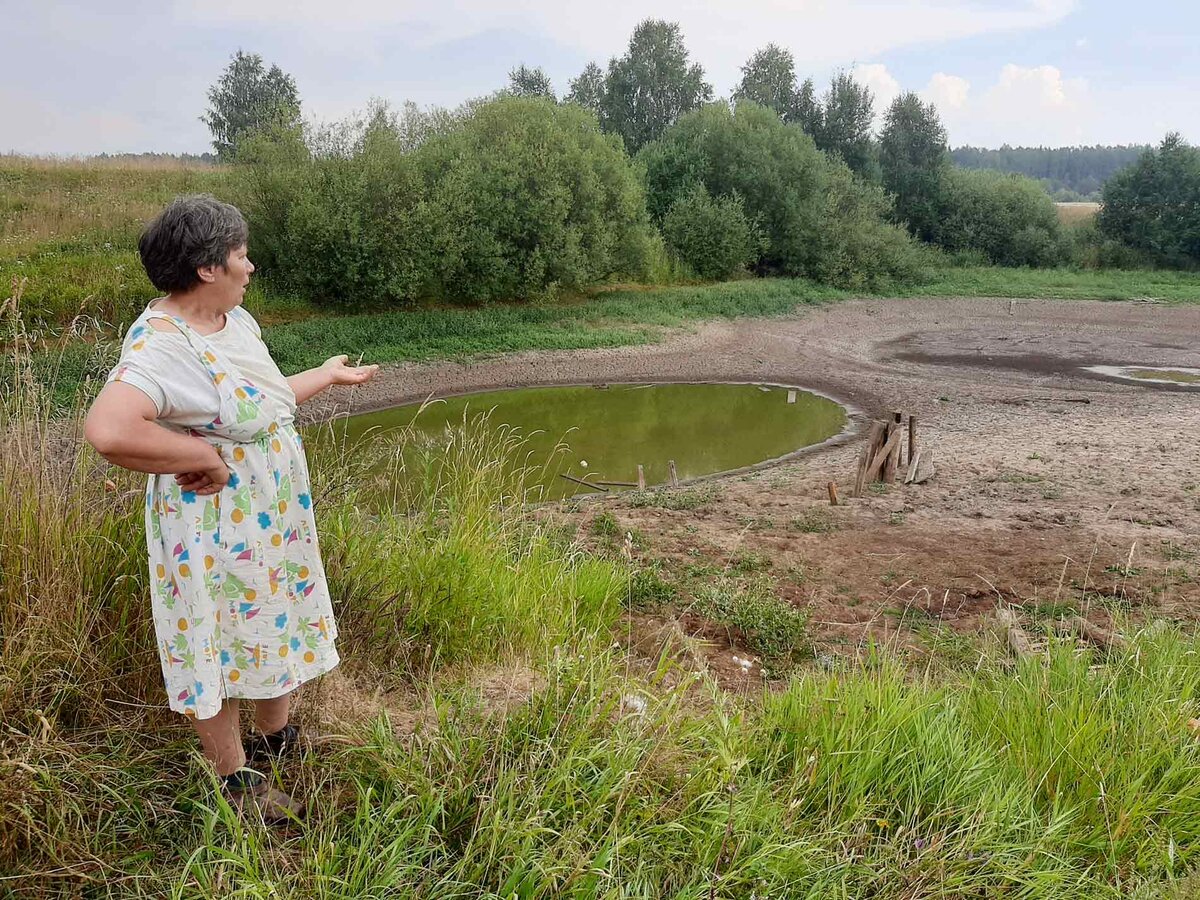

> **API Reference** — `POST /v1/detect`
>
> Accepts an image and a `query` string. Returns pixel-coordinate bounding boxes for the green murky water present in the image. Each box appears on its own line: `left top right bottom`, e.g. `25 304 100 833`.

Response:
1127 369 1200 384
1082 365 1200 386
319 382 845 499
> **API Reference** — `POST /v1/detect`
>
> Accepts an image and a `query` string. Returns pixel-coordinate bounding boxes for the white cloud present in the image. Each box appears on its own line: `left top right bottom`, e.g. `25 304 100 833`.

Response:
849 63 901 124
916 64 1091 146
805 61 1093 147
12 0 1191 154
176 0 1079 94
979 64 1090 144
922 73 970 111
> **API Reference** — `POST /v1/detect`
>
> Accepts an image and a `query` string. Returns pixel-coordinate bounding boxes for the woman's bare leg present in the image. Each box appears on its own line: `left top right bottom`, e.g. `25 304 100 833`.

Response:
191 699 245 777
253 694 290 735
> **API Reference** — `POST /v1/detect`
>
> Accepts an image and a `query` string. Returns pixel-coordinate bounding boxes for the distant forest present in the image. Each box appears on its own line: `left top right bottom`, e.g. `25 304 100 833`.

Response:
950 145 1149 201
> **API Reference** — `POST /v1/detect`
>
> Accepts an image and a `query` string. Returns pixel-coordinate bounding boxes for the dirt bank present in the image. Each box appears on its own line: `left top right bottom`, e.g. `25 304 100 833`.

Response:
303 297 1200 668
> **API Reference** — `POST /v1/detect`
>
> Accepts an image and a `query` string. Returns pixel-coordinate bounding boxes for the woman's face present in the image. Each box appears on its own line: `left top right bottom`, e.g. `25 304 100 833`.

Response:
215 244 255 308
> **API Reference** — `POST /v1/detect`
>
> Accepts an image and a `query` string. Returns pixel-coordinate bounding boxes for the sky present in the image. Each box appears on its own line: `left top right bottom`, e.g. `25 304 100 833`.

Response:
1 0 1194 156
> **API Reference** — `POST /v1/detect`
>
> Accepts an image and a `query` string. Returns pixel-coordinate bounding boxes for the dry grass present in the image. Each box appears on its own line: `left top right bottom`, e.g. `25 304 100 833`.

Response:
1056 201 1102 225
0 156 231 257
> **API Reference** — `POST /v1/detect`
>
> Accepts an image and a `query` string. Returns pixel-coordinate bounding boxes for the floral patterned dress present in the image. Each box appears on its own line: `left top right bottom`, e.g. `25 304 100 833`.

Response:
109 307 339 720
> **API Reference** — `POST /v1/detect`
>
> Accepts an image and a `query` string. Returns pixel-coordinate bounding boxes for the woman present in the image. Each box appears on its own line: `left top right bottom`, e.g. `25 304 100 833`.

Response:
85 195 378 823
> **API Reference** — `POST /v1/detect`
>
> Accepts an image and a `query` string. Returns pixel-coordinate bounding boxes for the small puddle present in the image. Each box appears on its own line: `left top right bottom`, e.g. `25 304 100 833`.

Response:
316 382 847 498
1082 365 1200 387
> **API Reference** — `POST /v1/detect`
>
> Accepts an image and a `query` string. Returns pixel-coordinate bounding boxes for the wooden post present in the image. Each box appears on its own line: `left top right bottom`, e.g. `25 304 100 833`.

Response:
904 451 922 485
787 390 797 404
908 415 917 471
882 412 903 484
852 444 871 498
854 421 886 497
827 482 839 506
668 459 678 487
636 465 646 490
865 427 904 483
870 419 887 461
892 410 904 469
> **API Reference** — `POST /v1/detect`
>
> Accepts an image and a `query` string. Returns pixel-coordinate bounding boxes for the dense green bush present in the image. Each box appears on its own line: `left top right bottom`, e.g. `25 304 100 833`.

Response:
661 185 763 279
242 97 654 307
1065 221 1156 269
931 168 1064 267
413 97 653 302
1099 134 1200 268
241 122 428 308
639 102 923 288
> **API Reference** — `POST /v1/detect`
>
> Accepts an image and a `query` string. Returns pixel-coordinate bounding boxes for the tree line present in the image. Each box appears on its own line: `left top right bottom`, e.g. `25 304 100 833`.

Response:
200 26 1199 309
951 145 1150 201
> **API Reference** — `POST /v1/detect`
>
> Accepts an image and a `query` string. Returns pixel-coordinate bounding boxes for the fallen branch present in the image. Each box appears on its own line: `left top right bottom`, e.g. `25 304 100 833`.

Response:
1052 616 1128 652
559 473 608 491
998 397 1092 405
997 608 1036 659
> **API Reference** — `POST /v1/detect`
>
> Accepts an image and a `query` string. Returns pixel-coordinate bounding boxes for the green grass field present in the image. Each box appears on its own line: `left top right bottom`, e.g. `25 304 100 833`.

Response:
7 158 1200 897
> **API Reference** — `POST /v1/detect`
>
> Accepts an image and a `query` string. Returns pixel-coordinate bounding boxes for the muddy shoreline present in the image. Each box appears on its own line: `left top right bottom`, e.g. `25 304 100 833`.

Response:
301 296 1200 667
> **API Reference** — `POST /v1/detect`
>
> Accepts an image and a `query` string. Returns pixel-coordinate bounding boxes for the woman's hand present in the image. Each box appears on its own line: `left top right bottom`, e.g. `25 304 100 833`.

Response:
288 355 380 404
321 355 380 386
174 456 231 496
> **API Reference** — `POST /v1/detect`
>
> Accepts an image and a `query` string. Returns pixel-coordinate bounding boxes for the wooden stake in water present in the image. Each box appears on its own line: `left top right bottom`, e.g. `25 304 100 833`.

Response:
668 459 678 487
637 465 646 490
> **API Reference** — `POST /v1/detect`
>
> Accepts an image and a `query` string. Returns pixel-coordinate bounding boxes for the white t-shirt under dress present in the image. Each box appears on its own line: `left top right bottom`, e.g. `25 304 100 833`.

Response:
108 302 339 720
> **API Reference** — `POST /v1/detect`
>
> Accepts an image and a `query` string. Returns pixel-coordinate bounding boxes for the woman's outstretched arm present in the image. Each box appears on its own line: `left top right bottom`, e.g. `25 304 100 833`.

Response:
287 355 379 405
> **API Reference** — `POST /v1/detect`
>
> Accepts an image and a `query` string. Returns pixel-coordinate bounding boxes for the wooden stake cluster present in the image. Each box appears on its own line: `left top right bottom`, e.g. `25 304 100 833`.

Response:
852 410 926 498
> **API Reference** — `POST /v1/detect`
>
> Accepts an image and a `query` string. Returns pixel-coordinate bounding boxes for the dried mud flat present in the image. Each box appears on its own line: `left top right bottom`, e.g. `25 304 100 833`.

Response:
306 297 1200 677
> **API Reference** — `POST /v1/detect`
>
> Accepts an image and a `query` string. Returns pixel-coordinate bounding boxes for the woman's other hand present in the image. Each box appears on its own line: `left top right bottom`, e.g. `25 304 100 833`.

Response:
175 457 231 496
321 355 380 386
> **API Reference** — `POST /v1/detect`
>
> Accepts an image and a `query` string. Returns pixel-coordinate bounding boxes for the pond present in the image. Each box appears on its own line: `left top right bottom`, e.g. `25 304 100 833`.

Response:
317 382 847 499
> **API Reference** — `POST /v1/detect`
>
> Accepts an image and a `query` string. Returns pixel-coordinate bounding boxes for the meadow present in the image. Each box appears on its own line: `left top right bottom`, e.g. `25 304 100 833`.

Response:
4 156 1198 407
5 157 1200 897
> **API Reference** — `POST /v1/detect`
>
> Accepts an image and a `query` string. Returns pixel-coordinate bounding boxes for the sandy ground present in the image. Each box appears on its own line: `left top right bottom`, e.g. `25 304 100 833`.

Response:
303 297 1200 679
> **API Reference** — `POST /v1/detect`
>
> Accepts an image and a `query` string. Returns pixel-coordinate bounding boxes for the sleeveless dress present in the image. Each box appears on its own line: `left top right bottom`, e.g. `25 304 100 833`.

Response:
108 305 339 720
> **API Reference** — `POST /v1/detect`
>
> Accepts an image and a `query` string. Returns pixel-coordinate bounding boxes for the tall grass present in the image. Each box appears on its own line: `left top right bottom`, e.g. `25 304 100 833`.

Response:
7 282 1200 896
0 284 627 888
11 636 1200 896
0 157 239 326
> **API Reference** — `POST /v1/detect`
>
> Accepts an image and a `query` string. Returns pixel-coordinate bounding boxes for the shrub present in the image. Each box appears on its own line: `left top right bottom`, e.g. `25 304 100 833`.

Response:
243 97 655 307
240 117 429 308
692 577 810 667
639 102 923 288
1066 220 1157 269
661 185 763 279
932 168 1064 267
1099 134 1200 268
413 97 653 302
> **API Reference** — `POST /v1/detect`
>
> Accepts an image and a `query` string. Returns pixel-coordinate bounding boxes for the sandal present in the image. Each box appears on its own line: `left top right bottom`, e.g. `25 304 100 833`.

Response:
245 722 302 767
221 768 302 826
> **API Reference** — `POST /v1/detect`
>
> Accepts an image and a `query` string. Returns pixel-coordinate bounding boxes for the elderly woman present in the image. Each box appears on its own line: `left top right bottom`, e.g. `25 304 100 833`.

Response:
85 195 378 823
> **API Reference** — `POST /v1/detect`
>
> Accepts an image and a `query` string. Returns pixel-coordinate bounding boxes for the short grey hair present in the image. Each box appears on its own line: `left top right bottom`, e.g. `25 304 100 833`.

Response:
138 194 249 293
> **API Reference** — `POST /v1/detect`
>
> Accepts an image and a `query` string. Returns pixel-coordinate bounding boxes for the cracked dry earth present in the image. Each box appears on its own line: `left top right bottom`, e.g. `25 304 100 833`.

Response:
305 296 1200 684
